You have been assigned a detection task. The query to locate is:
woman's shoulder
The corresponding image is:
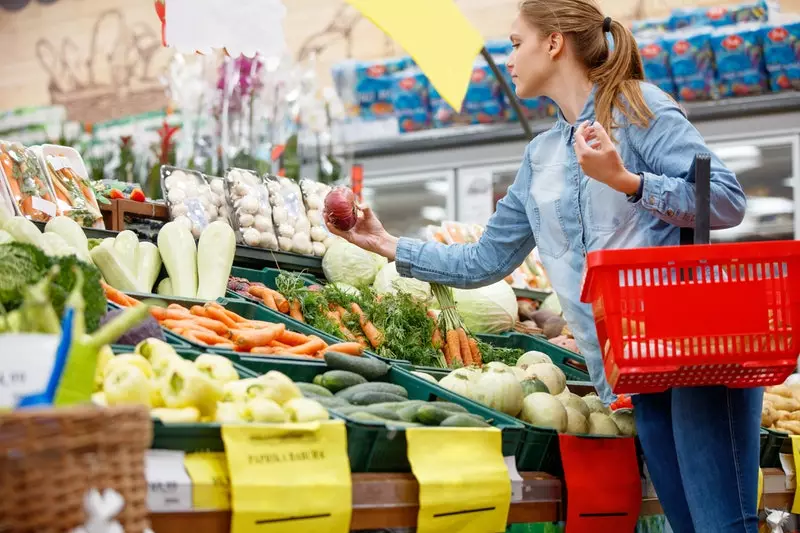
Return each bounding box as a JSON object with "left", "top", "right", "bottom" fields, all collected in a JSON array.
[
  {"left": 525, "top": 125, "right": 568, "bottom": 167},
  {"left": 636, "top": 81, "right": 685, "bottom": 116}
]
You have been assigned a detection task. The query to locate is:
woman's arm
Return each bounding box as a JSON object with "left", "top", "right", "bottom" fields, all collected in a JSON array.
[{"left": 394, "top": 148, "right": 536, "bottom": 289}]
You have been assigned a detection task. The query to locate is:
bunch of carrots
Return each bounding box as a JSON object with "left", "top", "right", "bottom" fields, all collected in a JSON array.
[
  {"left": 103, "top": 282, "right": 364, "bottom": 358},
  {"left": 430, "top": 283, "right": 482, "bottom": 368},
  {"left": 228, "top": 277, "right": 305, "bottom": 322}
]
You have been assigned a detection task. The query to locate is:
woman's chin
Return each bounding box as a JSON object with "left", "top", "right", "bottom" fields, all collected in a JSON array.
[{"left": 515, "top": 86, "right": 537, "bottom": 100}]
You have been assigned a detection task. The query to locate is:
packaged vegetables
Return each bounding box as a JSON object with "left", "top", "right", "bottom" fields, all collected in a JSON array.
[
  {"left": 37, "top": 146, "right": 104, "bottom": 228},
  {"left": 301, "top": 179, "right": 337, "bottom": 256},
  {"left": 267, "top": 176, "right": 313, "bottom": 254},
  {"left": 162, "top": 166, "right": 219, "bottom": 238},
  {"left": 0, "top": 141, "right": 57, "bottom": 222},
  {"left": 225, "top": 168, "right": 278, "bottom": 250}
]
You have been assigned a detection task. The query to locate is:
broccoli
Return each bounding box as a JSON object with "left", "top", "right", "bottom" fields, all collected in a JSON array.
[{"left": 0, "top": 243, "right": 106, "bottom": 332}]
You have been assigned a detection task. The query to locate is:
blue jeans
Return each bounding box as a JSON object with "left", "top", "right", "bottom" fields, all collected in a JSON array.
[{"left": 633, "top": 387, "right": 763, "bottom": 533}]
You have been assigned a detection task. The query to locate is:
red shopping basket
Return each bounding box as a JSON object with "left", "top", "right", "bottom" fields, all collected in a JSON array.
[{"left": 580, "top": 154, "right": 800, "bottom": 394}]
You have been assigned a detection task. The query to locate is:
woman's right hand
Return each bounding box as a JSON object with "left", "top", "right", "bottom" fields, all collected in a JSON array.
[{"left": 326, "top": 204, "right": 399, "bottom": 261}]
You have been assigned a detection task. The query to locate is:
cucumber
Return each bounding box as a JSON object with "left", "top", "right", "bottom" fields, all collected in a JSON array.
[
  {"left": 440, "top": 414, "right": 492, "bottom": 428},
  {"left": 415, "top": 405, "right": 454, "bottom": 426},
  {"left": 398, "top": 405, "right": 421, "bottom": 423},
  {"left": 347, "top": 412, "right": 389, "bottom": 425},
  {"left": 358, "top": 406, "right": 402, "bottom": 420},
  {"left": 313, "top": 374, "right": 324, "bottom": 386},
  {"left": 297, "top": 382, "right": 333, "bottom": 397},
  {"left": 336, "top": 382, "right": 408, "bottom": 401},
  {"left": 385, "top": 421, "right": 424, "bottom": 429},
  {"left": 434, "top": 401, "right": 469, "bottom": 414},
  {"left": 349, "top": 392, "right": 407, "bottom": 406},
  {"left": 320, "top": 370, "right": 367, "bottom": 393},
  {"left": 314, "top": 397, "right": 351, "bottom": 409},
  {"left": 373, "top": 400, "right": 426, "bottom": 412},
  {"left": 324, "top": 352, "right": 389, "bottom": 380}
]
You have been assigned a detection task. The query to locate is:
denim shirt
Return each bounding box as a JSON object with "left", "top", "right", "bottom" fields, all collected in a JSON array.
[{"left": 395, "top": 82, "right": 746, "bottom": 404}]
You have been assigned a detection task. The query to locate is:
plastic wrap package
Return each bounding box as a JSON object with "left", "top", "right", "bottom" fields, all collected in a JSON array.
[
  {"left": 710, "top": 22, "right": 770, "bottom": 98},
  {"left": 663, "top": 27, "right": 718, "bottom": 101},
  {"left": 204, "top": 173, "right": 232, "bottom": 225},
  {"left": 35, "top": 145, "right": 104, "bottom": 228},
  {"left": 267, "top": 176, "right": 312, "bottom": 254},
  {"left": 761, "top": 17, "right": 800, "bottom": 91},
  {"left": 161, "top": 166, "right": 218, "bottom": 238},
  {"left": 0, "top": 170, "right": 15, "bottom": 219},
  {"left": 225, "top": 167, "right": 278, "bottom": 250},
  {"left": 300, "top": 179, "right": 336, "bottom": 256},
  {"left": 0, "top": 140, "right": 57, "bottom": 222}
]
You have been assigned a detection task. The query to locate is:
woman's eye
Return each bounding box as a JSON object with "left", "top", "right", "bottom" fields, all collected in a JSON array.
[{"left": 512, "top": 43, "right": 520, "bottom": 49}]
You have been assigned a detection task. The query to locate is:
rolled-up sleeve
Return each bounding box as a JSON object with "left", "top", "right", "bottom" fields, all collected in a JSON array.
[{"left": 395, "top": 146, "right": 536, "bottom": 289}]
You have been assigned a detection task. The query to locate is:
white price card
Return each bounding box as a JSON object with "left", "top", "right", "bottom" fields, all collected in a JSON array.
[
  {"left": 0, "top": 334, "right": 58, "bottom": 409},
  {"left": 146, "top": 450, "right": 193, "bottom": 512},
  {"left": 504, "top": 455, "right": 524, "bottom": 503},
  {"left": 31, "top": 196, "right": 57, "bottom": 217}
]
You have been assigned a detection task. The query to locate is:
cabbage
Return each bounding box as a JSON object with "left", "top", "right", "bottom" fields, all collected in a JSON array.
[
  {"left": 540, "top": 293, "right": 562, "bottom": 315},
  {"left": 322, "top": 240, "right": 385, "bottom": 286},
  {"left": 452, "top": 281, "right": 518, "bottom": 334},
  {"left": 372, "top": 262, "right": 432, "bottom": 303}
]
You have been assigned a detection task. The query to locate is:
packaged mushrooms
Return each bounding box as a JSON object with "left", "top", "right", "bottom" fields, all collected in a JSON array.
[
  {"left": 267, "top": 176, "right": 313, "bottom": 255},
  {"left": 300, "top": 178, "right": 336, "bottom": 257},
  {"left": 203, "top": 173, "right": 232, "bottom": 226},
  {"left": 161, "top": 166, "right": 216, "bottom": 238},
  {"left": 224, "top": 167, "right": 278, "bottom": 250}
]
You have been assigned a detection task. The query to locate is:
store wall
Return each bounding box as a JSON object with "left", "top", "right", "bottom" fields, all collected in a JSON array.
[{"left": 1, "top": 0, "right": 799, "bottom": 122}]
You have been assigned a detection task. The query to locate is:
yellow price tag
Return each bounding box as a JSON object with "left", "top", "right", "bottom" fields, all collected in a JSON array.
[
  {"left": 184, "top": 452, "right": 230, "bottom": 511},
  {"left": 757, "top": 467, "right": 763, "bottom": 510},
  {"left": 221, "top": 420, "right": 352, "bottom": 533},
  {"left": 791, "top": 435, "right": 800, "bottom": 514},
  {"left": 406, "top": 427, "right": 511, "bottom": 533}
]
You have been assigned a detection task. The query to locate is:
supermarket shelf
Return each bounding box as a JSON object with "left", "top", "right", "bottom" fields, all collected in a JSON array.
[
  {"left": 148, "top": 469, "right": 792, "bottom": 531},
  {"left": 32, "top": 221, "right": 119, "bottom": 240},
  {"left": 352, "top": 92, "right": 800, "bottom": 159}
]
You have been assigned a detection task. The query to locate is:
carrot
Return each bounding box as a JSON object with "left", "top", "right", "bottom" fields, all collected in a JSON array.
[
  {"left": 445, "top": 329, "right": 462, "bottom": 365},
  {"left": 326, "top": 311, "right": 357, "bottom": 341},
  {"left": 284, "top": 335, "right": 327, "bottom": 355},
  {"left": 185, "top": 316, "right": 231, "bottom": 336},
  {"left": 468, "top": 337, "right": 482, "bottom": 366},
  {"left": 168, "top": 303, "right": 190, "bottom": 312},
  {"left": 161, "top": 319, "right": 215, "bottom": 334},
  {"left": 350, "top": 303, "right": 383, "bottom": 349},
  {"left": 213, "top": 344, "right": 236, "bottom": 350},
  {"left": 269, "top": 341, "right": 292, "bottom": 349},
  {"left": 103, "top": 283, "right": 133, "bottom": 307},
  {"left": 325, "top": 342, "right": 364, "bottom": 356},
  {"left": 269, "top": 289, "right": 290, "bottom": 314},
  {"left": 151, "top": 308, "right": 196, "bottom": 322},
  {"left": 232, "top": 323, "right": 286, "bottom": 350},
  {"left": 182, "top": 329, "right": 233, "bottom": 346},
  {"left": 276, "top": 329, "right": 311, "bottom": 346},
  {"left": 204, "top": 305, "right": 238, "bottom": 329},
  {"left": 431, "top": 324, "right": 443, "bottom": 350},
  {"left": 262, "top": 292, "right": 278, "bottom": 310},
  {"left": 206, "top": 303, "right": 246, "bottom": 324},
  {"left": 289, "top": 300, "right": 305, "bottom": 322},
  {"left": 457, "top": 328, "right": 473, "bottom": 366},
  {"left": 250, "top": 347, "right": 276, "bottom": 355},
  {"left": 190, "top": 305, "right": 208, "bottom": 318},
  {"left": 247, "top": 285, "right": 268, "bottom": 298}
]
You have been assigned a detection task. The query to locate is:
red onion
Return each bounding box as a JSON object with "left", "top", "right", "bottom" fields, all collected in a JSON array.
[{"left": 324, "top": 186, "right": 358, "bottom": 231}]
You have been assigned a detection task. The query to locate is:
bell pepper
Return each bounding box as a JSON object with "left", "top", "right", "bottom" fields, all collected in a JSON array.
[
  {"left": 223, "top": 378, "right": 259, "bottom": 403},
  {"left": 104, "top": 353, "right": 154, "bottom": 380},
  {"left": 246, "top": 397, "right": 289, "bottom": 423},
  {"left": 283, "top": 398, "right": 328, "bottom": 423},
  {"left": 129, "top": 189, "right": 146, "bottom": 202},
  {"left": 103, "top": 365, "right": 152, "bottom": 407},
  {"left": 161, "top": 360, "right": 223, "bottom": 417},
  {"left": 152, "top": 407, "right": 201, "bottom": 423},
  {"left": 215, "top": 401, "right": 249, "bottom": 423},
  {"left": 109, "top": 189, "right": 124, "bottom": 200},
  {"left": 136, "top": 338, "right": 181, "bottom": 377},
  {"left": 94, "top": 345, "right": 115, "bottom": 392},
  {"left": 256, "top": 371, "right": 302, "bottom": 406},
  {"left": 195, "top": 354, "right": 239, "bottom": 384}
]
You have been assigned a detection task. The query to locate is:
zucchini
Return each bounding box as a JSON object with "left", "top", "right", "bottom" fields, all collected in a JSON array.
[
  {"left": 313, "top": 374, "right": 324, "bottom": 386},
  {"left": 324, "top": 352, "right": 389, "bottom": 380},
  {"left": 335, "top": 382, "right": 408, "bottom": 401},
  {"left": 297, "top": 382, "right": 334, "bottom": 398},
  {"left": 415, "top": 405, "right": 454, "bottom": 426},
  {"left": 349, "top": 392, "right": 407, "bottom": 406},
  {"left": 319, "top": 370, "right": 367, "bottom": 393},
  {"left": 434, "top": 402, "right": 469, "bottom": 414},
  {"left": 398, "top": 405, "right": 421, "bottom": 423},
  {"left": 440, "top": 414, "right": 492, "bottom": 428}
]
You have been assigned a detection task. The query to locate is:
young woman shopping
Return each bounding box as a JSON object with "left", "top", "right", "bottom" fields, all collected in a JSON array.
[{"left": 329, "top": 0, "right": 762, "bottom": 531}]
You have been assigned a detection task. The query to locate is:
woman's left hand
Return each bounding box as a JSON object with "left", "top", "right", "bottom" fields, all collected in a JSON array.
[{"left": 574, "top": 121, "right": 641, "bottom": 195}]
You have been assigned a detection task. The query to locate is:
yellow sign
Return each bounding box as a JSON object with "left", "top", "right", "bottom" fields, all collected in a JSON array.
[
  {"left": 757, "top": 467, "right": 763, "bottom": 510},
  {"left": 221, "top": 421, "right": 352, "bottom": 533},
  {"left": 406, "top": 427, "right": 511, "bottom": 533},
  {"left": 345, "top": 0, "right": 484, "bottom": 111},
  {"left": 792, "top": 435, "right": 800, "bottom": 514},
  {"left": 184, "top": 452, "right": 231, "bottom": 511}
]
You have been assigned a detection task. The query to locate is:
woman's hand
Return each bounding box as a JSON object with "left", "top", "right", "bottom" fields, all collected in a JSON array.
[
  {"left": 326, "top": 204, "right": 399, "bottom": 261},
  {"left": 574, "top": 121, "right": 641, "bottom": 195}
]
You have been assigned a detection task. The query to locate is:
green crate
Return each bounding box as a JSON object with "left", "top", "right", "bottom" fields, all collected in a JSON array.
[
  {"left": 763, "top": 427, "right": 789, "bottom": 468},
  {"left": 233, "top": 245, "right": 325, "bottom": 277},
  {"left": 760, "top": 428, "right": 769, "bottom": 466},
  {"left": 227, "top": 266, "right": 319, "bottom": 306},
  {"left": 232, "top": 356, "right": 525, "bottom": 473},
  {"left": 110, "top": 344, "right": 260, "bottom": 452}
]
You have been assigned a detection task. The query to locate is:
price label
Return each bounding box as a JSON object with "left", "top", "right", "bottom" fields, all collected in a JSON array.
[
  {"left": 146, "top": 450, "right": 193, "bottom": 512},
  {"left": 406, "top": 427, "right": 511, "bottom": 533},
  {"left": 504, "top": 456, "right": 523, "bottom": 503},
  {"left": 221, "top": 420, "right": 352, "bottom": 533},
  {"left": 0, "top": 334, "right": 58, "bottom": 409},
  {"left": 31, "top": 196, "right": 57, "bottom": 217},
  {"left": 184, "top": 452, "right": 231, "bottom": 510}
]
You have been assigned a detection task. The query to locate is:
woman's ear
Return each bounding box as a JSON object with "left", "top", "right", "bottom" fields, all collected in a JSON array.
[{"left": 548, "top": 32, "right": 564, "bottom": 59}]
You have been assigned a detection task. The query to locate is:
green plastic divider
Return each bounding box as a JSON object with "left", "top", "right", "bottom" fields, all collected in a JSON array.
[
  {"left": 110, "top": 344, "right": 259, "bottom": 452},
  {"left": 232, "top": 356, "right": 525, "bottom": 473}
]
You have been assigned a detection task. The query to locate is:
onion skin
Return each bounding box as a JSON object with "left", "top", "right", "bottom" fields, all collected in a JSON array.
[{"left": 324, "top": 187, "right": 358, "bottom": 231}]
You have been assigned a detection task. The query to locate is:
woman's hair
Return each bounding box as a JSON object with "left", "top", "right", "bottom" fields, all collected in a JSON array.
[{"left": 518, "top": 0, "right": 653, "bottom": 134}]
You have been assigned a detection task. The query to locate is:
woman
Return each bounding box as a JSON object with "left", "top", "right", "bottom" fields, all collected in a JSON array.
[{"left": 329, "top": 1, "right": 762, "bottom": 531}]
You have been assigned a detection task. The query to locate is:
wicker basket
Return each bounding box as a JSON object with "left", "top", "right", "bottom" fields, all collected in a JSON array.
[{"left": 0, "top": 405, "right": 152, "bottom": 533}]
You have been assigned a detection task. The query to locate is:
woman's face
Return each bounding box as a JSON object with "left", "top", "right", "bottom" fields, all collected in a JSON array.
[{"left": 508, "top": 14, "right": 554, "bottom": 99}]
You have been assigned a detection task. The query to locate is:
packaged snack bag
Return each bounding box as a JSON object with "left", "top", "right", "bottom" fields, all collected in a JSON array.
[
  {"left": 430, "top": 60, "right": 505, "bottom": 127},
  {"left": 391, "top": 68, "right": 431, "bottom": 133},
  {"left": 631, "top": 17, "right": 670, "bottom": 35},
  {"left": 333, "top": 57, "right": 411, "bottom": 122},
  {"left": 710, "top": 23, "right": 769, "bottom": 98},
  {"left": 664, "top": 28, "right": 718, "bottom": 101},
  {"left": 638, "top": 35, "right": 678, "bottom": 98},
  {"left": 732, "top": 1, "right": 770, "bottom": 23},
  {"left": 760, "top": 18, "right": 800, "bottom": 91},
  {"left": 0, "top": 140, "right": 57, "bottom": 222}
]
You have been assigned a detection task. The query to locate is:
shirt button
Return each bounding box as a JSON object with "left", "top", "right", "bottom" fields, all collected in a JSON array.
[{"left": 649, "top": 196, "right": 656, "bottom": 205}]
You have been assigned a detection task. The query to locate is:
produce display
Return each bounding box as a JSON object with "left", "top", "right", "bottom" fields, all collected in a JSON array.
[
  {"left": 92, "top": 339, "right": 330, "bottom": 424},
  {"left": 267, "top": 176, "right": 314, "bottom": 254},
  {"left": 161, "top": 166, "right": 220, "bottom": 238},
  {"left": 300, "top": 178, "right": 336, "bottom": 256},
  {"left": 0, "top": 141, "right": 57, "bottom": 222},
  {"left": 36, "top": 146, "right": 104, "bottom": 229},
  {"left": 225, "top": 167, "right": 278, "bottom": 250},
  {"left": 761, "top": 382, "right": 800, "bottom": 434},
  {"left": 436, "top": 353, "right": 635, "bottom": 437}
]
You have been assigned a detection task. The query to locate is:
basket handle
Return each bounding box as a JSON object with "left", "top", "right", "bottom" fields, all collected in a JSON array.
[{"left": 680, "top": 153, "right": 712, "bottom": 246}]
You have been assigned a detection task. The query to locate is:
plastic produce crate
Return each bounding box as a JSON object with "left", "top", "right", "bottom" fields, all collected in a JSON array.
[
  {"left": 232, "top": 356, "right": 525, "bottom": 473},
  {"left": 110, "top": 345, "right": 260, "bottom": 452},
  {"left": 233, "top": 245, "right": 324, "bottom": 278},
  {"left": 762, "top": 427, "right": 789, "bottom": 468}
]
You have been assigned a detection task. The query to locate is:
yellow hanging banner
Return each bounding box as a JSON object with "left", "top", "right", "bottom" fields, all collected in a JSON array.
[
  {"left": 184, "top": 452, "right": 230, "bottom": 511},
  {"left": 406, "top": 427, "right": 511, "bottom": 533},
  {"left": 221, "top": 420, "right": 352, "bottom": 533},
  {"left": 345, "top": 0, "right": 484, "bottom": 111}
]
